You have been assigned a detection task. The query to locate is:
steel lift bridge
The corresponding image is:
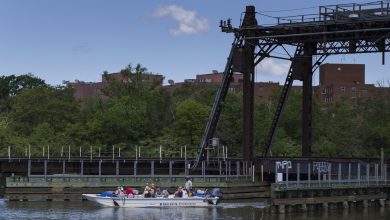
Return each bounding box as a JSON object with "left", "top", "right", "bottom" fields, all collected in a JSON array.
[{"left": 192, "top": 1, "right": 390, "bottom": 169}]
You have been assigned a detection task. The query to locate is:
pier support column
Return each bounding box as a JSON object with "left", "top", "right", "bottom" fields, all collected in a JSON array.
[
  {"left": 343, "top": 201, "right": 349, "bottom": 209},
  {"left": 322, "top": 202, "right": 328, "bottom": 210},
  {"left": 363, "top": 200, "right": 368, "bottom": 208},
  {"left": 278, "top": 204, "right": 286, "bottom": 214},
  {"left": 380, "top": 199, "right": 386, "bottom": 207},
  {"left": 301, "top": 203, "right": 307, "bottom": 211}
]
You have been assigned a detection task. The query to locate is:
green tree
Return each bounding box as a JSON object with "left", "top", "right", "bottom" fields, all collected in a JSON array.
[
  {"left": 216, "top": 92, "right": 243, "bottom": 157},
  {"left": 10, "top": 86, "right": 79, "bottom": 135},
  {"left": 101, "top": 64, "right": 163, "bottom": 98},
  {"left": 86, "top": 96, "right": 148, "bottom": 146},
  {"left": 173, "top": 99, "right": 209, "bottom": 147},
  {"left": 358, "top": 94, "right": 390, "bottom": 156}
]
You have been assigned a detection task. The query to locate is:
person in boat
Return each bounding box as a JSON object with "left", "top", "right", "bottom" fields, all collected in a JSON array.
[
  {"left": 143, "top": 183, "right": 149, "bottom": 192},
  {"left": 143, "top": 186, "right": 152, "bottom": 198},
  {"left": 174, "top": 186, "right": 183, "bottom": 198},
  {"left": 150, "top": 183, "right": 156, "bottom": 198},
  {"left": 115, "top": 186, "right": 123, "bottom": 196},
  {"left": 161, "top": 189, "right": 169, "bottom": 198},
  {"left": 155, "top": 185, "right": 161, "bottom": 197},
  {"left": 125, "top": 186, "right": 135, "bottom": 198},
  {"left": 184, "top": 176, "right": 193, "bottom": 196}
]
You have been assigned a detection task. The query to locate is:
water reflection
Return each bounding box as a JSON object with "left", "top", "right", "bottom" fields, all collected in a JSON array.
[{"left": 0, "top": 199, "right": 389, "bottom": 220}]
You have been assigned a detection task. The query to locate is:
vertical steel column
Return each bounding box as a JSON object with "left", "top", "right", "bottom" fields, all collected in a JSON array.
[
  {"left": 133, "top": 161, "right": 137, "bottom": 176},
  {"left": 317, "top": 164, "right": 320, "bottom": 184},
  {"left": 225, "top": 161, "right": 228, "bottom": 180},
  {"left": 62, "top": 160, "right": 66, "bottom": 175},
  {"left": 44, "top": 160, "right": 47, "bottom": 176},
  {"left": 286, "top": 164, "right": 289, "bottom": 188},
  {"left": 308, "top": 163, "right": 311, "bottom": 187},
  {"left": 116, "top": 160, "right": 119, "bottom": 176},
  {"left": 338, "top": 163, "right": 341, "bottom": 184},
  {"left": 151, "top": 161, "right": 155, "bottom": 176},
  {"left": 328, "top": 163, "right": 332, "bottom": 186},
  {"left": 27, "top": 159, "right": 31, "bottom": 176},
  {"left": 185, "top": 160, "right": 188, "bottom": 176},
  {"left": 366, "top": 163, "right": 370, "bottom": 184},
  {"left": 229, "top": 161, "right": 231, "bottom": 176},
  {"left": 236, "top": 161, "right": 240, "bottom": 177},
  {"left": 99, "top": 160, "right": 102, "bottom": 176},
  {"left": 348, "top": 163, "right": 351, "bottom": 184},
  {"left": 219, "top": 161, "right": 222, "bottom": 175},
  {"left": 201, "top": 161, "right": 205, "bottom": 178},
  {"left": 302, "top": 42, "right": 316, "bottom": 156},
  {"left": 80, "top": 160, "right": 84, "bottom": 176},
  {"left": 297, "top": 163, "right": 300, "bottom": 188},
  {"left": 375, "top": 163, "right": 378, "bottom": 185},
  {"left": 169, "top": 161, "right": 173, "bottom": 177},
  {"left": 358, "top": 163, "right": 361, "bottom": 185},
  {"left": 241, "top": 6, "right": 257, "bottom": 161}
]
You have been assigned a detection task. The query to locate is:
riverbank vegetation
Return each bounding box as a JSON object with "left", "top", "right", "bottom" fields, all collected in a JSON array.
[{"left": 1, "top": 64, "right": 389, "bottom": 158}]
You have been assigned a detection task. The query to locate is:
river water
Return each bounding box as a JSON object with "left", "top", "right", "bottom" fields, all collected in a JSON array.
[{"left": 0, "top": 199, "right": 389, "bottom": 220}]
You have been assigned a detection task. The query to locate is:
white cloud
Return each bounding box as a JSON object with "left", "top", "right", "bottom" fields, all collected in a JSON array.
[
  {"left": 153, "top": 5, "right": 209, "bottom": 36},
  {"left": 257, "top": 59, "right": 291, "bottom": 76}
]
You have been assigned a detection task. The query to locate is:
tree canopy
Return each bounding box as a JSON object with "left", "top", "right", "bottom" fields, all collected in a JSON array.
[{"left": 1, "top": 66, "right": 389, "bottom": 159}]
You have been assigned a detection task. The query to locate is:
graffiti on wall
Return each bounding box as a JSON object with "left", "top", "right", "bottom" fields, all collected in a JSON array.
[
  {"left": 313, "top": 161, "right": 331, "bottom": 173},
  {"left": 276, "top": 160, "right": 292, "bottom": 171}
]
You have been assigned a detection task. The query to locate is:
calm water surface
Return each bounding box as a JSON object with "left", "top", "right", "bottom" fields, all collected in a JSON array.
[{"left": 0, "top": 199, "right": 389, "bottom": 220}]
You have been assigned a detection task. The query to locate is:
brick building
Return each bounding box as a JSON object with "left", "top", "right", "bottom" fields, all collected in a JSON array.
[
  {"left": 196, "top": 70, "right": 243, "bottom": 83},
  {"left": 70, "top": 81, "right": 105, "bottom": 100},
  {"left": 315, "top": 63, "right": 377, "bottom": 104},
  {"left": 69, "top": 72, "right": 163, "bottom": 100},
  {"left": 71, "top": 64, "right": 387, "bottom": 103},
  {"left": 165, "top": 71, "right": 280, "bottom": 101}
]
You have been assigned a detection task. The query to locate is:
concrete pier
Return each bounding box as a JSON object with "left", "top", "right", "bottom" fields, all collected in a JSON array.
[
  {"left": 5, "top": 175, "right": 270, "bottom": 201},
  {"left": 363, "top": 200, "right": 369, "bottom": 207}
]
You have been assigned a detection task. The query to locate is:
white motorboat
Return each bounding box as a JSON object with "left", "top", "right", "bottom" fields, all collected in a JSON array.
[{"left": 82, "top": 194, "right": 219, "bottom": 208}]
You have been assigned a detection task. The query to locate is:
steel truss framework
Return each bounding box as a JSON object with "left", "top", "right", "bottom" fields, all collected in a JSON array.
[{"left": 192, "top": 1, "right": 390, "bottom": 169}]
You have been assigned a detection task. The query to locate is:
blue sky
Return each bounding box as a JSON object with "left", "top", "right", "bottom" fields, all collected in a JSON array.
[{"left": 1, "top": 0, "right": 389, "bottom": 86}]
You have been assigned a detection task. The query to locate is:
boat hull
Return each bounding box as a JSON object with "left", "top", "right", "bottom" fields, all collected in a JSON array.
[{"left": 82, "top": 194, "right": 219, "bottom": 208}]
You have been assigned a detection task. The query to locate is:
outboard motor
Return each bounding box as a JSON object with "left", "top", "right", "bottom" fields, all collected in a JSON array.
[
  {"left": 208, "top": 188, "right": 223, "bottom": 199},
  {"left": 206, "top": 188, "right": 222, "bottom": 205}
]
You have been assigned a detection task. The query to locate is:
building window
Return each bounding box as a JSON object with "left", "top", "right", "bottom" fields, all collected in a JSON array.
[
  {"left": 322, "top": 88, "right": 326, "bottom": 94},
  {"left": 352, "top": 87, "right": 357, "bottom": 93},
  {"left": 341, "top": 86, "right": 345, "bottom": 92}
]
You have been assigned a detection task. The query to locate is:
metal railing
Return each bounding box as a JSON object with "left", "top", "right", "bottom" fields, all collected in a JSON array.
[{"left": 271, "top": 161, "right": 389, "bottom": 191}]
